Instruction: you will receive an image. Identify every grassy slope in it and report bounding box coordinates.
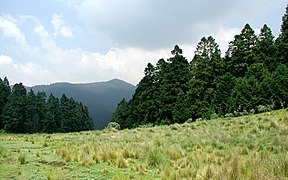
[0,109,288,179]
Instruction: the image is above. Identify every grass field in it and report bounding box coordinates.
[1,109,288,179]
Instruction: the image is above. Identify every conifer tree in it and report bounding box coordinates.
[276,4,288,67]
[226,24,257,77]
[43,94,60,133]
[0,77,11,129]
[26,89,40,133]
[3,83,27,133]
[188,36,222,119]
[254,24,276,71]
[36,91,47,131]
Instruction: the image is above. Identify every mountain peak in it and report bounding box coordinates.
[27,78,136,130]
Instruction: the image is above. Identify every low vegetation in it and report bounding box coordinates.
[0,109,287,179]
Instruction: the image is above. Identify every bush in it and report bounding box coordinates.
[210,113,219,119]
[250,109,255,114]
[138,123,153,128]
[106,122,121,130]
[225,113,234,118]
[185,118,193,123]
[257,105,270,113]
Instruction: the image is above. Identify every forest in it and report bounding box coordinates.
[0,80,93,133]
[112,5,288,129]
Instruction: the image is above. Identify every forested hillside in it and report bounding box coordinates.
[112,5,288,129]
[0,79,93,133]
[28,79,135,129]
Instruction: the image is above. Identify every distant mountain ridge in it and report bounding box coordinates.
[27,79,136,129]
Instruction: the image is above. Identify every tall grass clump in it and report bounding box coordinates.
[147,148,164,167]
[0,145,8,157]
[18,153,26,164]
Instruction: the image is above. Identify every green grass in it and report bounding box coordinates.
[0,109,288,179]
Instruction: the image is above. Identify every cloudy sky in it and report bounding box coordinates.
[0,0,286,86]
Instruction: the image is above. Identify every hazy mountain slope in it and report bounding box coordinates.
[28,79,135,129]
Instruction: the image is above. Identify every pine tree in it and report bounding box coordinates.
[36,91,47,131]
[275,4,288,67]
[159,45,191,124]
[43,94,60,133]
[111,98,130,129]
[3,83,27,133]
[0,77,11,129]
[188,36,222,119]
[26,89,40,133]
[226,24,257,77]
[59,94,71,132]
[77,102,93,131]
[254,24,276,71]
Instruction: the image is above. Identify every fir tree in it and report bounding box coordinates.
[0,77,11,129]
[3,83,27,133]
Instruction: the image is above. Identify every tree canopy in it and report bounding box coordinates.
[112,4,288,129]
[0,79,93,133]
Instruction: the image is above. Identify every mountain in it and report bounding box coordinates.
[27,79,136,129]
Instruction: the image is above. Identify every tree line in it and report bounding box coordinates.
[0,79,93,133]
[111,5,288,129]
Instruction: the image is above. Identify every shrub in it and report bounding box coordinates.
[225,113,234,118]
[185,118,193,123]
[106,122,121,130]
[250,109,255,114]
[210,113,218,119]
[138,123,153,128]
[257,105,271,113]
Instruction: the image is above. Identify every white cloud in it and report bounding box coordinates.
[0,55,13,64]
[0,14,241,86]
[0,15,27,45]
[51,14,73,37]
[211,28,242,54]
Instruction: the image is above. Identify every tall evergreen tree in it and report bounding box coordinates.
[0,77,11,129]
[3,83,27,133]
[158,45,191,124]
[43,94,60,133]
[188,36,222,119]
[26,89,40,133]
[226,24,257,77]
[254,24,276,71]
[59,94,71,132]
[36,91,47,131]
[275,4,288,67]
[76,102,94,131]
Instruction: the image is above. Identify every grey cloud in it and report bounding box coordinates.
[65,0,285,49]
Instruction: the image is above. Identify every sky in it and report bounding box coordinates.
[0,0,287,86]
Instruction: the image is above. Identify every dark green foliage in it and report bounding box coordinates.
[226,24,257,77]
[112,45,191,128]
[43,94,60,133]
[275,5,288,67]
[0,78,93,133]
[28,79,135,129]
[3,83,27,133]
[0,77,11,129]
[112,4,288,129]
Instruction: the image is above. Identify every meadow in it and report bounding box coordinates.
[0,109,287,179]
